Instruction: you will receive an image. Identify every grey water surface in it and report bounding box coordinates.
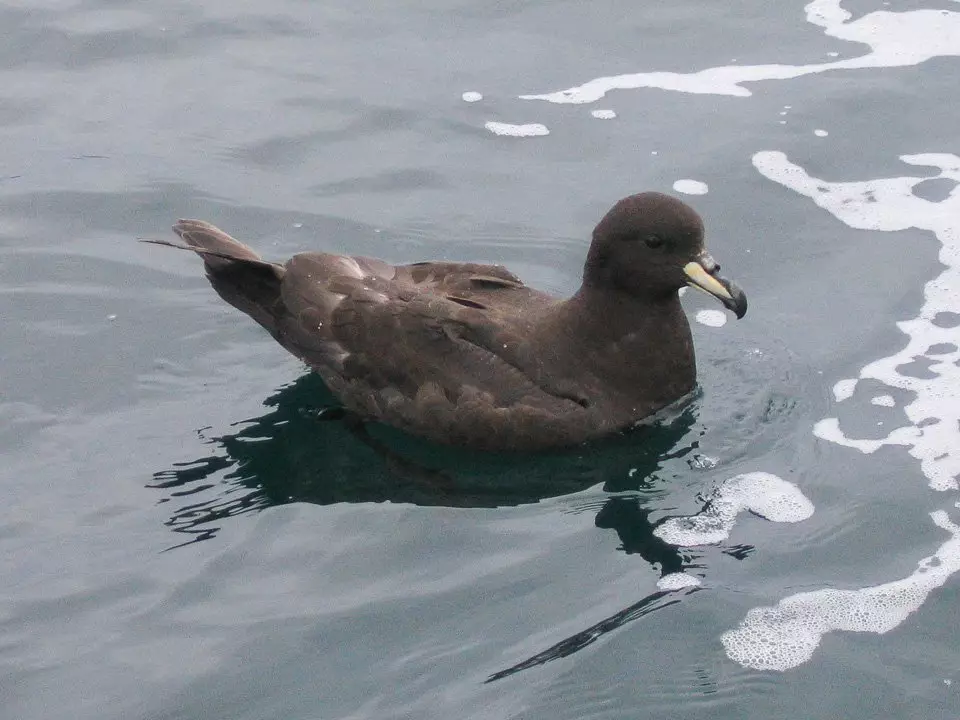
[1,1,958,719]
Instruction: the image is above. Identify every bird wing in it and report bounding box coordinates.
[270,252,589,438]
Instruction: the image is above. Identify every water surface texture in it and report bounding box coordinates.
[2,1,959,718]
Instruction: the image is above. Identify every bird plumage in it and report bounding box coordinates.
[152,193,746,451]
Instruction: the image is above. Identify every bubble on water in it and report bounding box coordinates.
[657,572,703,591]
[673,179,709,195]
[687,454,718,470]
[754,150,960,491]
[520,2,960,102]
[654,472,814,547]
[695,309,727,327]
[723,511,960,671]
[832,378,858,401]
[724,150,960,671]
[484,122,549,138]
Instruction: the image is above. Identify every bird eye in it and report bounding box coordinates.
[644,235,664,249]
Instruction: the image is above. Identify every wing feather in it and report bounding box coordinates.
[256,251,585,443]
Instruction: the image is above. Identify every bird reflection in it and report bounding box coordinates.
[151,372,705,540]
[485,587,698,683]
[150,372,748,680]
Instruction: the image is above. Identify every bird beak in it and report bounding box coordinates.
[683,253,748,319]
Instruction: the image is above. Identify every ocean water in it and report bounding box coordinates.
[1,1,958,718]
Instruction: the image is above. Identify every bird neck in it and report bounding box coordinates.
[544,285,697,408]
[563,284,686,342]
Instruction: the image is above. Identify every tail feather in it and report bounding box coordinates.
[173,219,266,271]
[147,219,287,337]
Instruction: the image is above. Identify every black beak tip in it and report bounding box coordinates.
[723,282,748,319]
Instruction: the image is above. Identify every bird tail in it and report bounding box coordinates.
[144,220,286,335]
[173,219,269,268]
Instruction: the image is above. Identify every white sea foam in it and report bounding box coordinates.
[725,152,960,671]
[672,179,709,195]
[832,378,857,402]
[657,572,703,591]
[590,109,616,119]
[520,1,960,103]
[654,473,814,547]
[505,0,960,674]
[695,309,727,327]
[484,122,549,138]
[723,511,960,670]
[462,91,483,103]
[753,150,960,492]
[688,454,718,470]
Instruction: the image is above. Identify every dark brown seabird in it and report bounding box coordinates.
[148,193,746,451]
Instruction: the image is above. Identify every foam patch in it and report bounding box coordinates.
[673,179,709,195]
[753,150,960,492]
[654,472,814,547]
[724,152,960,671]
[520,1,960,102]
[695,309,727,328]
[657,572,703,591]
[484,122,549,137]
[722,511,960,671]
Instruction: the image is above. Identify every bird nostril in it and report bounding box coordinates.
[699,253,719,273]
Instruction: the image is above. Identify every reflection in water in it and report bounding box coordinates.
[595,499,690,575]
[151,372,707,541]
[151,372,753,678]
[486,587,699,683]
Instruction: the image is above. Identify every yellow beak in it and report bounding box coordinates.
[683,258,747,319]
